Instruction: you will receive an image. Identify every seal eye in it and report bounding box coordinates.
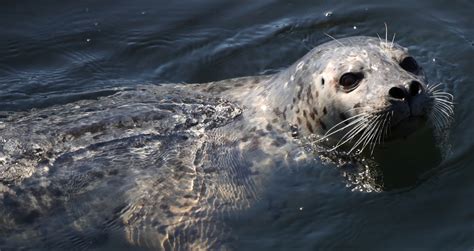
[400,56,419,74]
[339,72,363,91]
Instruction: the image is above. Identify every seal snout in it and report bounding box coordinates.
[386,80,429,131]
[388,80,423,101]
[408,81,422,96]
[388,86,407,100]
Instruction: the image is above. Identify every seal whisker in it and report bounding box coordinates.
[376,33,383,44]
[379,114,389,147]
[390,33,396,49]
[364,128,382,154]
[375,112,390,145]
[374,114,386,146]
[375,112,391,149]
[429,84,451,95]
[434,101,454,117]
[368,120,383,154]
[318,113,368,140]
[324,33,345,47]
[344,106,369,113]
[348,125,375,154]
[433,98,455,108]
[384,22,389,44]
[362,115,385,154]
[427,85,454,131]
[362,113,386,148]
[329,120,368,151]
[384,112,391,140]
[432,96,454,113]
[433,104,454,120]
[433,114,446,131]
[328,114,373,151]
[321,117,368,143]
[321,119,369,151]
[433,96,455,107]
[434,92,453,99]
[432,90,454,100]
[348,114,381,153]
[435,98,455,108]
[430,111,443,131]
[436,107,454,120]
[432,90,453,98]
[337,117,369,140]
[429,84,454,100]
[388,111,394,131]
[427,83,443,92]
[433,104,453,124]
[429,105,447,131]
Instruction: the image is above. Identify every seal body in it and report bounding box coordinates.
[0,36,452,250]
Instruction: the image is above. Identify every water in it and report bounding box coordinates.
[1,0,473,250]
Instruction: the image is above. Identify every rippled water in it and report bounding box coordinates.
[1,0,473,250]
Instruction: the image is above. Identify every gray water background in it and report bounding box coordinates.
[1,0,473,250]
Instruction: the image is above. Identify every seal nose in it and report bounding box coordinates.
[388,86,407,100]
[408,81,422,96]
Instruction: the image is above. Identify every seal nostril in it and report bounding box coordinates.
[409,81,422,96]
[389,87,406,100]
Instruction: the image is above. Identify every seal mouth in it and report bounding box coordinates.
[388,116,427,139]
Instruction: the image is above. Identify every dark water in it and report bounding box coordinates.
[1,0,473,250]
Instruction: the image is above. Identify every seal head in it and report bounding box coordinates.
[243,36,453,153]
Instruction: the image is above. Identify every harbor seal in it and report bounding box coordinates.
[0,36,453,250]
[199,36,453,154]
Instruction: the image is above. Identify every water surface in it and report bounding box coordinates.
[1,0,473,250]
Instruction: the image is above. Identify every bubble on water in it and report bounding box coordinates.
[299,207,304,211]
[432,58,436,62]
[353,26,357,30]
[324,11,333,17]
[86,38,91,43]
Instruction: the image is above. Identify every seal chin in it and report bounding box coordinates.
[388,116,427,139]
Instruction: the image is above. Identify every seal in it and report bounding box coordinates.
[0,36,453,250]
[201,36,453,154]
